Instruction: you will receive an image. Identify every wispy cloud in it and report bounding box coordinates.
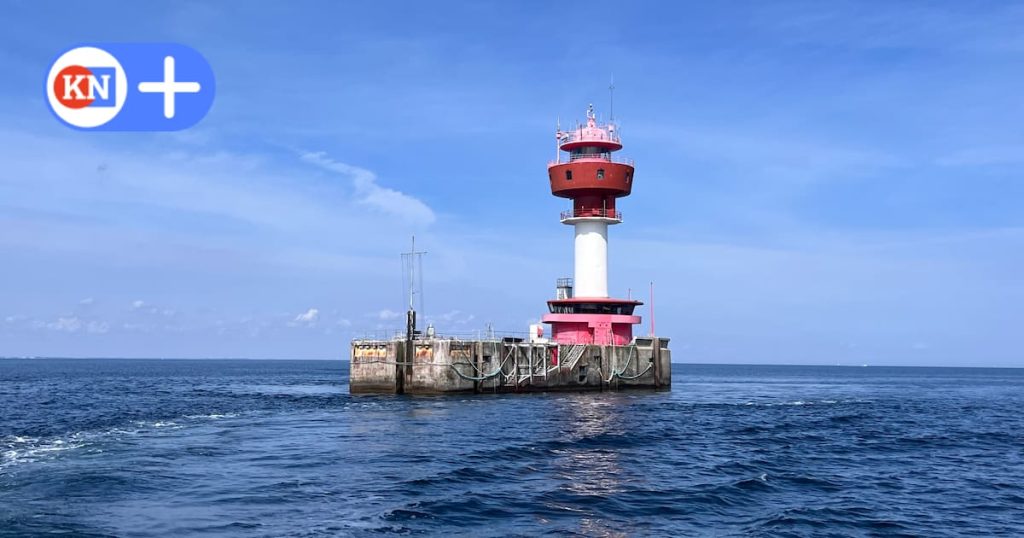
[27,316,110,334]
[0,129,422,278]
[376,309,403,321]
[647,124,903,185]
[290,308,320,327]
[300,151,436,224]
[936,146,1024,167]
[743,3,1024,54]
[430,309,476,326]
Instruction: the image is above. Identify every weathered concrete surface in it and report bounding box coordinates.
[350,336,671,394]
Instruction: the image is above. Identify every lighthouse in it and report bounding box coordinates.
[350,102,671,394]
[350,102,670,394]
[542,104,643,346]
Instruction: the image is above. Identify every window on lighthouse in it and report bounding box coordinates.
[597,169,605,180]
[565,170,573,180]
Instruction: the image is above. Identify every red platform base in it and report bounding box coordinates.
[541,313,641,346]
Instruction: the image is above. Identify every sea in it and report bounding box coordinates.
[0,359,1021,537]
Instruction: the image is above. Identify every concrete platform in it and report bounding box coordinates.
[350,336,671,394]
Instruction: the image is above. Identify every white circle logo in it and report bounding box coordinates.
[46,47,127,128]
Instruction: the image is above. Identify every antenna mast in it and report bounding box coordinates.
[398,236,427,396]
[609,75,615,122]
[556,116,561,163]
[401,236,427,313]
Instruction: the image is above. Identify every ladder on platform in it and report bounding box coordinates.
[515,344,545,386]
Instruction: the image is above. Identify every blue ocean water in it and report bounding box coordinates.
[1,360,1022,537]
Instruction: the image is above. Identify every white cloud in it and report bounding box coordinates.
[79,297,95,306]
[433,309,475,326]
[29,316,111,335]
[86,321,110,334]
[128,300,178,318]
[376,308,403,320]
[293,308,320,326]
[48,316,82,333]
[300,151,436,224]
[0,129,430,284]
[438,309,461,322]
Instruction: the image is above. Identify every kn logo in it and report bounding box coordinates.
[46,43,215,131]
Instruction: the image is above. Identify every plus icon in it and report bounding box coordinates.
[137,56,201,119]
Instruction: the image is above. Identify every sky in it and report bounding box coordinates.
[0,1,1022,366]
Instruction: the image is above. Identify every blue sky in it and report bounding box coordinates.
[1,1,1021,365]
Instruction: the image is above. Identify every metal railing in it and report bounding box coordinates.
[569,152,633,164]
[559,127,621,145]
[570,152,611,162]
[560,208,623,221]
[352,327,535,343]
[549,153,635,166]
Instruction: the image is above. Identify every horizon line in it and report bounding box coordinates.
[0,356,1020,370]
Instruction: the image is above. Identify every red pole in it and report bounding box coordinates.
[649,281,655,337]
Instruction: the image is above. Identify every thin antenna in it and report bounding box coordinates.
[418,251,424,318]
[556,116,561,163]
[609,74,615,122]
[401,236,427,312]
[409,236,415,310]
[649,281,656,337]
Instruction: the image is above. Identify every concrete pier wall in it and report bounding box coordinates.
[350,336,671,394]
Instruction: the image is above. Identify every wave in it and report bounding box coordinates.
[182,413,238,420]
[741,398,866,407]
[0,412,242,472]
[1,436,86,470]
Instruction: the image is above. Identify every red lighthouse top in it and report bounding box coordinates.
[548,104,635,218]
[556,104,623,152]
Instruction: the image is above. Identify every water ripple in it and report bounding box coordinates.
[0,359,1022,537]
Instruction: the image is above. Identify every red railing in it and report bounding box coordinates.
[560,209,623,221]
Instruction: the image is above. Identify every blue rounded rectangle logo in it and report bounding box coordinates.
[46,43,215,131]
